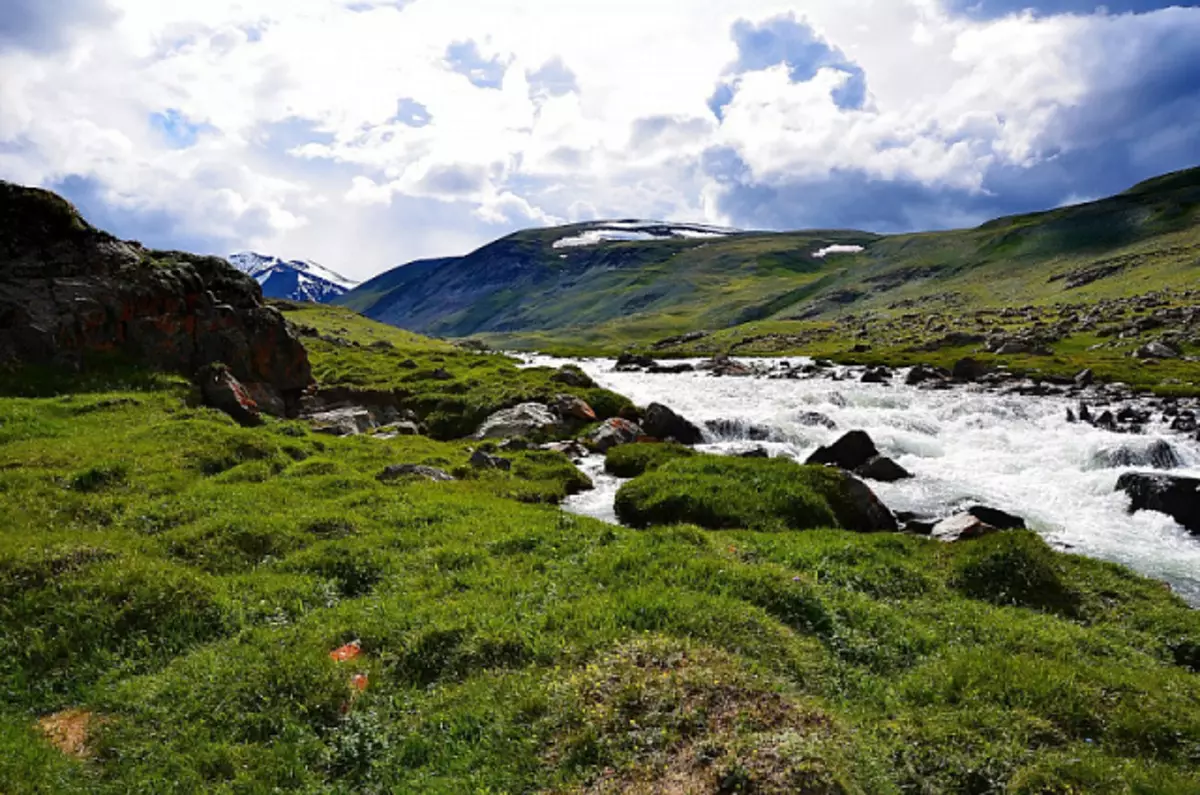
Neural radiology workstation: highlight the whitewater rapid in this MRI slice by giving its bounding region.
[528,356,1200,606]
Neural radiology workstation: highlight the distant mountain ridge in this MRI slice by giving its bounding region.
[334,168,1200,347]
[228,252,358,304]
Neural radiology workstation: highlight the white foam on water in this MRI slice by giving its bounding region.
[526,355,1200,605]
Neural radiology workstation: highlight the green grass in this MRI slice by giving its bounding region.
[614,455,895,534]
[2,308,1200,793]
[604,441,696,478]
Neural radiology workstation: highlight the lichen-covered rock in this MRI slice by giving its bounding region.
[377,464,454,482]
[589,417,643,452]
[0,181,312,413]
[641,403,704,445]
[196,364,262,427]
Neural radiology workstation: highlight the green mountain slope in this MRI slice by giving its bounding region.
[338,167,1199,350]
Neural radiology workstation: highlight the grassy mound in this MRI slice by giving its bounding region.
[614,455,886,532]
[2,309,1200,793]
[604,441,695,478]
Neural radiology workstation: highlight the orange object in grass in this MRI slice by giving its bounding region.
[351,673,369,692]
[330,641,361,662]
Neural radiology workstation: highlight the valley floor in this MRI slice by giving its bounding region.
[2,306,1199,794]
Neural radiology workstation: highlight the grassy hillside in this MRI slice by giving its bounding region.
[338,167,1200,359]
[3,305,1200,792]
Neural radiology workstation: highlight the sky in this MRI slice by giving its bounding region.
[1,0,1197,280]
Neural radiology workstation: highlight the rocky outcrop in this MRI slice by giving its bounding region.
[474,403,562,440]
[1093,440,1182,470]
[470,450,513,471]
[642,403,704,445]
[589,417,643,452]
[1117,473,1200,533]
[835,472,899,533]
[806,430,879,471]
[0,182,312,412]
[856,455,912,483]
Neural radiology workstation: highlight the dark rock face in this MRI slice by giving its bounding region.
[642,403,704,445]
[806,430,879,471]
[0,182,312,412]
[906,364,948,386]
[834,472,899,533]
[967,506,1027,531]
[704,418,777,441]
[196,364,262,427]
[855,455,912,483]
[1117,473,1200,533]
[952,357,990,382]
[796,411,837,430]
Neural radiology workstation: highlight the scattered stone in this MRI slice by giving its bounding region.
[1135,341,1181,360]
[1117,473,1200,533]
[931,513,998,542]
[647,362,696,374]
[589,418,644,452]
[806,430,879,471]
[196,364,263,427]
[737,447,770,459]
[861,366,892,384]
[373,421,421,439]
[552,394,597,423]
[550,365,596,389]
[835,472,899,532]
[854,455,912,483]
[906,364,948,386]
[616,353,656,371]
[541,440,590,459]
[378,464,455,483]
[1074,369,1094,387]
[952,357,991,382]
[470,450,513,471]
[795,411,837,430]
[1094,440,1182,470]
[967,505,1027,530]
[310,407,376,437]
[642,403,704,445]
[474,403,561,440]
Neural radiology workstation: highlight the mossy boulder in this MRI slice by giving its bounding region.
[614,454,896,532]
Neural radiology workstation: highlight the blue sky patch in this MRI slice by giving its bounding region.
[149,109,211,149]
[445,40,509,89]
[944,0,1198,20]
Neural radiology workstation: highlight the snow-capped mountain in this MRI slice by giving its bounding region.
[227,252,359,304]
[551,220,739,249]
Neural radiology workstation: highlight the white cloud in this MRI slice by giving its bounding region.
[0,0,1196,279]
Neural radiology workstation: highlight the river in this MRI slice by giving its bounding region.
[526,356,1200,606]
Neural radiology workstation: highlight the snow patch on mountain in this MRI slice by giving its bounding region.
[228,252,359,303]
[552,221,737,249]
[813,244,865,258]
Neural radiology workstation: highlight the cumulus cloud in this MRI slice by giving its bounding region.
[0,0,1196,280]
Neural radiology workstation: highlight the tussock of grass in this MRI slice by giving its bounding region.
[614,455,876,532]
[604,441,695,478]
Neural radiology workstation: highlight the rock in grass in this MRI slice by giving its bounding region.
[806,430,879,471]
[552,394,597,423]
[377,464,454,482]
[470,450,513,471]
[855,455,912,483]
[550,365,596,389]
[967,506,1027,530]
[641,403,704,445]
[310,407,375,437]
[932,513,997,542]
[196,364,263,427]
[474,403,561,440]
[589,417,644,452]
[1117,473,1200,533]
[1135,341,1181,360]
[614,455,896,533]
